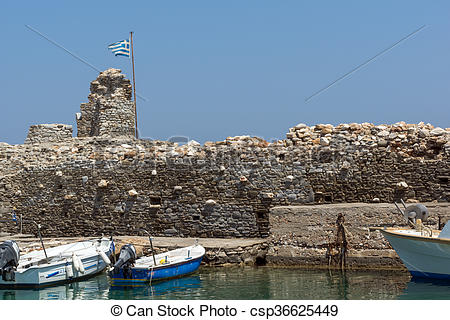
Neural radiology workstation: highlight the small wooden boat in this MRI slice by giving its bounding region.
[381,202,450,280]
[109,234,205,286]
[0,237,114,288]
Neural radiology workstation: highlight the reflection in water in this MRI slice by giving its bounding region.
[1,267,448,300]
[194,267,409,300]
[0,275,110,300]
[398,278,450,300]
[108,276,202,300]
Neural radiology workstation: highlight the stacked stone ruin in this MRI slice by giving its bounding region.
[286,122,449,159]
[76,68,135,138]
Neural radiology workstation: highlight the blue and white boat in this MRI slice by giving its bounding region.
[109,242,205,286]
[381,203,450,280]
[0,237,114,288]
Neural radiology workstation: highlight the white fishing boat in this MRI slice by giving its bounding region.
[381,202,450,280]
[0,237,114,288]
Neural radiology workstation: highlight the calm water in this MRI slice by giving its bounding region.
[1,267,450,300]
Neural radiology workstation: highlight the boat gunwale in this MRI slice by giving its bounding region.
[132,255,204,271]
[134,245,205,266]
[17,240,113,271]
[381,228,450,245]
[16,253,105,273]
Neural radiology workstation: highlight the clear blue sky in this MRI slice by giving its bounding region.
[1,1,449,144]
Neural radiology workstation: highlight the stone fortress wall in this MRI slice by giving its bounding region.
[0,69,449,242]
[25,124,73,144]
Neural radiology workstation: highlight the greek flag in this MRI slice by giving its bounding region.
[108,39,130,57]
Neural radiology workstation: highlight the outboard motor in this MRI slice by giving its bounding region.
[0,241,20,281]
[113,244,137,278]
[404,204,429,223]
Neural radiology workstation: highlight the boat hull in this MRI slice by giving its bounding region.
[110,256,203,286]
[0,256,109,289]
[381,229,450,280]
[0,239,114,288]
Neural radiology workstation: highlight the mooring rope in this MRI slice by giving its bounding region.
[149,265,154,286]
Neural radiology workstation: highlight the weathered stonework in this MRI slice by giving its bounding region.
[268,203,450,269]
[76,69,135,138]
[0,70,449,254]
[0,130,448,239]
[25,124,72,144]
[286,122,449,159]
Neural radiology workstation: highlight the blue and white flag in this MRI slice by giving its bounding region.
[108,39,130,57]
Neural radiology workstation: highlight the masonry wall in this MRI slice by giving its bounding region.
[1,69,449,239]
[0,130,448,238]
[267,203,450,268]
[25,124,72,144]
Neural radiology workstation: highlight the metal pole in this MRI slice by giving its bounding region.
[148,236,157,266]
[22,220,48,262]
[34,222,48,262]
[130,31,138,139]
[38,229,48,261]
[400,199,407,210]
[140,229,157,266]
[394,202,404,216]
[20,214,22,234]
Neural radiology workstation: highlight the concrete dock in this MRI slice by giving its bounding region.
[0,234,268,266]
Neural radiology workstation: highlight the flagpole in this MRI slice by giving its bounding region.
[130,31,138,139]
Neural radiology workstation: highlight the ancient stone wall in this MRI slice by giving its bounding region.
[1,70,449,239]
[25,124,72,144]
[0,126,448,238]
[76,69,135,138]
[0,138,266,238]
[286,122,448,159]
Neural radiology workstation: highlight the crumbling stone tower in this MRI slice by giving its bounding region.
[76,68,135,138]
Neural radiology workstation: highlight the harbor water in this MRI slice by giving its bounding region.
[1,267,450,300]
